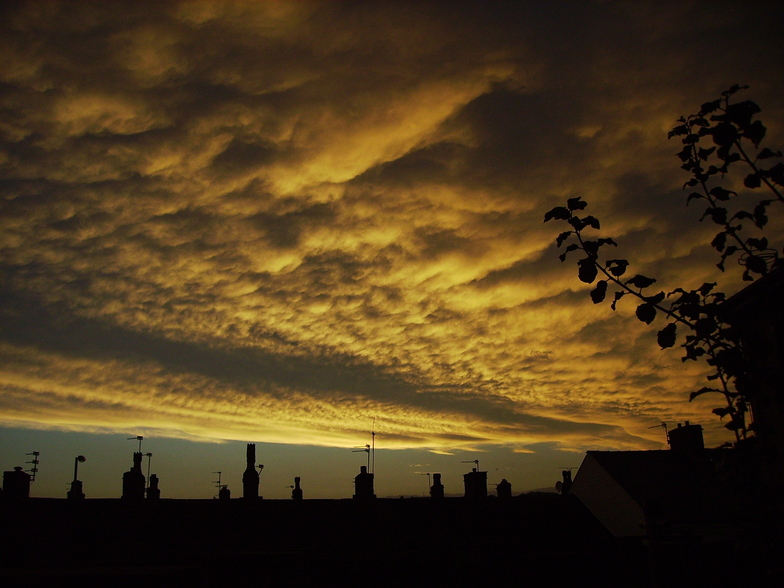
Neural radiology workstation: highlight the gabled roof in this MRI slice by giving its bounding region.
[586,449,724,525]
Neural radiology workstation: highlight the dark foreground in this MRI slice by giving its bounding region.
[0,494,753,587]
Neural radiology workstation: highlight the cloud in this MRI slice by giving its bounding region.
[1,0,783,456]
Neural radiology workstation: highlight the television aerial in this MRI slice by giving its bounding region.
[127,435,144,452]
[461,459,480,470]
[25,451,40,482]
[353,444,371,470]
[648,422,669,444]
[212,471,224,498]
[352,417,376,474]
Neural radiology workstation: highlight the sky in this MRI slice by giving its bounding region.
[2,0,783,500]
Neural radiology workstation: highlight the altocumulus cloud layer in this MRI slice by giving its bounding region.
[2,1,783,452]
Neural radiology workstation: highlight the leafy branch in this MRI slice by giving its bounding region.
[545,198,747,439]
[543,86,783,440]
[669,84,783,280]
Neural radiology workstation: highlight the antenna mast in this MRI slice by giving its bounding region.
[212,471,222,498]
[371,416,376,475]
[144,453,153,489]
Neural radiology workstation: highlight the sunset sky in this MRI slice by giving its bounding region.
[2,1,783,499]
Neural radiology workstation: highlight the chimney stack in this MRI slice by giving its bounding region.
[242,443,260,500]
[668,422,705,456]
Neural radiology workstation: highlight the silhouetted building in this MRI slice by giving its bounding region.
[243,443,260,500]
[570,447,728,538]
[2,467,31,500]
[353,465,375,500]
[122,452,146,501]
[430,472,444,499]
[556,470,573,494]
[496,478,512,499]
[292,476,303,500]
[147,474,160,500]
[218,486,231,500]
[668,421,704,456]
[463,468,488,500]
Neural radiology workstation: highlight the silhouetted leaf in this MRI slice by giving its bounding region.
[668,124,689,138]
[606,259,628,277]
[752,201,770,228]
[725,100,760,127]
[657,323,677,348]
[689,387,717,401]
[743,173,761,188]
[636,303,656,324]
[558,243,579,262]
[746,237,768,250]
[683,133,700,145]
[556,231,572,247]
[577,257,598,283]
[582,215,600,229]
[682,344,706,362]
[567,197,587,211]
[757,147,779,160]
[597,238,618,248]
[544,206,571,222]
[725,414,745,431]
[687,192,702,205]
[646,291,665,305]
[765,162,784,185]
[582,240,599,256]
[712,407,731,418]
[700,100,721,114]
[722,84,749,97]
[610,291,625,311]
[744,120,766,146]
[627,275,656,289]
[711,232,727,251]
[702,207,727,224]
[697,146,716,160]
[715,347,745,378]
[676,146,692,162]
[744,255,768,275]
[710,122,739,148]
[590,280,608,304]
[709,187,735,201]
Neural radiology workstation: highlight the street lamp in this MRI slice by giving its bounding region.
[420,472,431,496]
[73,455,86,481]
